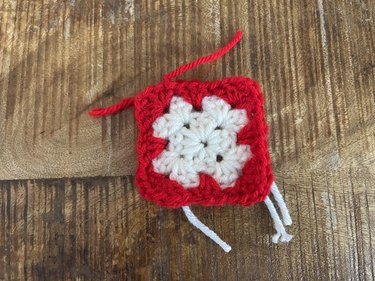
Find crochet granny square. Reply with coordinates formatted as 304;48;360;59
89;31;292;252
134;77;273;208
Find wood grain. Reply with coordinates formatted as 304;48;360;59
0;170;374;280
0;0;373;179
0;0;374;280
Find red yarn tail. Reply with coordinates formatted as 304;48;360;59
88;31;243;117
163;31;243;81
88;96;134;117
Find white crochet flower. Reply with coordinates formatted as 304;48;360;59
152;95;252;188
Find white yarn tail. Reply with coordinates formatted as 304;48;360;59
271;182;292;226
182;206;232;252
264;182;293;243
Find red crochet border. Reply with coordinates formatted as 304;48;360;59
134;77;273;208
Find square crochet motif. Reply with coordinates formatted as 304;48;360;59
134;77;274;208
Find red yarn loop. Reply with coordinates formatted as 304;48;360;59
163;31;243;81
88;31;243;117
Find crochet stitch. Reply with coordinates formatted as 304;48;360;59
89;31;292;251
134;77;272;208
152;95;251;188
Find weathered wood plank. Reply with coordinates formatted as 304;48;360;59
0;0;373;179
0;0;374;280
0;170;374;280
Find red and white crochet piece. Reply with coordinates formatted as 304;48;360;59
88;31;293;252
152;95;251;189
134;77;273;209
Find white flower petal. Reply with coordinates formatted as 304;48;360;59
153;150;179;174
152;95;252;188
222;109;248;132
202;96;231;124
169;96;193;114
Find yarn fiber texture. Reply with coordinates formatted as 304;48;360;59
152;95;251;188
134;77;274;208
87;31;293;249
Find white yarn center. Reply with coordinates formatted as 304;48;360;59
152;95;252;188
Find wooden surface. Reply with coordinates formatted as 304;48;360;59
0;0;374;280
